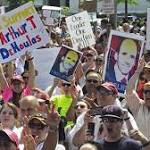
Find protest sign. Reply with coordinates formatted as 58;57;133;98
0;2;49;63
146;8;150;50
50;45;82;82
103;30;144;96
42;5;61;26
102;0;115;14
65;11;95;50
33;47;60;89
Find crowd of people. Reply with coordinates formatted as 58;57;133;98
0;8;150;150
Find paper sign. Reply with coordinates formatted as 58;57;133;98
103;30;145;96
66;11;95;50
102;0;115;14
0;2;49;63
50;45;82;82
42;5;61;26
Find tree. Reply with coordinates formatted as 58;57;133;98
117;0;138;19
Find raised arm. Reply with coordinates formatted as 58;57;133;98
42;106;60;150
25;52;35;88
126;58;145;95
0;63;8;90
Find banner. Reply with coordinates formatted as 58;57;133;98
103;30;145;96
66;11;95;50
0;2;49;63
50;45;82;82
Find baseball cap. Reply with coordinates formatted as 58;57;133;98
11;75;24;83
96;82;118;95
100;105;124;120
144;62;150;69
0;129;19;148
29;113;47;125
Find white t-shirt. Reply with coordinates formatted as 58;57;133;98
36;142;66;150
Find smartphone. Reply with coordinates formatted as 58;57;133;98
87;122;95;136
89;107;103;116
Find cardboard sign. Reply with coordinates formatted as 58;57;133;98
0;2;49;63
66;11;95;50
42;5;61;26
103;30;145;96
50;45;82;82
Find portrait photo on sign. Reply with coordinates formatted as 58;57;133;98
103;30;144;95
50;45;82;82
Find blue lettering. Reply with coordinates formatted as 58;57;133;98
0;48;9;59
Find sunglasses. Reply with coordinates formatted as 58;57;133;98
74;104;86;109
62;83;71;87
86;53;93;57
97;88;114;96
28;122;47;130
87;79;98;84
102;117;122;123
143;89;150;95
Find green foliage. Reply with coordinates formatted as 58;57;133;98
61;6;70;16
117;0;138;5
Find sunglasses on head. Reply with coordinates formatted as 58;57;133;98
28;122;47;130
62;83;71;87
143;89;150;95
74;104;86;109
97;87;114;96
102;117;122;123
87;79;98;84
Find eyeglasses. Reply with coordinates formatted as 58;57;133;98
74;104;86;109
28;122;47;130
143;89;150;95
62;83;71;87
23;76;29;80
87;79;98;84
97;88;114;96
102;117;122;123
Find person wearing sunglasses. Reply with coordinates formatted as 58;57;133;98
98;105;143;150
125;59;150;140
72;82;138;147
82;70;102;104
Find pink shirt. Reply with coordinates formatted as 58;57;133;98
2;85;31;102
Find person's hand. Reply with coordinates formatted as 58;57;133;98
23;134;36;150
84;110;93;125
136;57;145;73
0;63;3;74
25;51;33;61
46;104;61;129
52;78;60;87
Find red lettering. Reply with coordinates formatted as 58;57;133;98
26;16;37;29
0;32;8;45
8;48;14;56
36;35;41;42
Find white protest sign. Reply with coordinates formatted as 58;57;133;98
0;2;49;63
146;8;150;50
33;47;60;89
66;11;95;50
42;5;61;26
102;0;114;14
